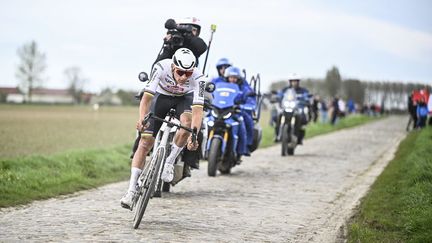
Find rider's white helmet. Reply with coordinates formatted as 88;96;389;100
288;73;301;82
172;48;196;71
176;17;201;36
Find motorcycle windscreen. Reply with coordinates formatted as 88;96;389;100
283;88;297;102
212;82;241;109
282;88;298;110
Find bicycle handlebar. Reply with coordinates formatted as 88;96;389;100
142;113;198;142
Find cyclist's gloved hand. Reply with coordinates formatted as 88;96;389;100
187;135;199;151
136;120;144;131
137;116;150;132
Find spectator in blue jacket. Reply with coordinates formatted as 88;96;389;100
417;97;428;129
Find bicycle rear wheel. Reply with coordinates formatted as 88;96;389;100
133;148;164;229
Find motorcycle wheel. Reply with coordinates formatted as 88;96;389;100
207;138;221;177
281;124;289;156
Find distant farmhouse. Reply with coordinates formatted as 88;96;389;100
31;88;75;104
0;86;123;105
0;87;75;104
0;87;24;103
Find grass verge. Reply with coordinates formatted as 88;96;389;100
259;114;382;148
347;127;432;242
0;145;131;208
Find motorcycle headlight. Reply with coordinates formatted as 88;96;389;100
283;100;296;109
223;112;232;119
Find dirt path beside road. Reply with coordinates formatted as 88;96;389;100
0;116;406;242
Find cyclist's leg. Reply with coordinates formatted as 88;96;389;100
173;93;194;147
131;93;171;170
162;95;193;182
122;94;172;207
178;93;201;168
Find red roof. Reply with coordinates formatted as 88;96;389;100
31;88;70;96
0;87;21;94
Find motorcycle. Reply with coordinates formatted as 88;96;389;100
205;82;243;176
205;80;262;176
278;88;309;156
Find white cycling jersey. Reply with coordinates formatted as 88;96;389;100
144;59;206;106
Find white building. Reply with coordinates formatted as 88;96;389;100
0;87;25;103
29;88;74;104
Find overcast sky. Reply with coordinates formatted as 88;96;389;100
0;0;431;92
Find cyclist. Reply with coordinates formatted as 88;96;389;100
120;48;205;209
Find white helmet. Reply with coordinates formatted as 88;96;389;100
172;48;196;71
288;73;301;82
176;17;201;36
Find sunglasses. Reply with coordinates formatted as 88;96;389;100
175;69;194;78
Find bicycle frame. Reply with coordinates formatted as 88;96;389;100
131;111;197;228
132;117;173;210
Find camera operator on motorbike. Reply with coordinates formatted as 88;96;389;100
275;74;311;145
120;48;205;209
213;66;256;156
154;17;207;66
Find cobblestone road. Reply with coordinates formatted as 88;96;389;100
0;116;406;242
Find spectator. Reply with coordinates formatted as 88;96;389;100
338;98;346;118
320;99;328;123
347;99;355;114
370;104;376;116
407;93;417;131
311;95;320;123
330;96;339;125
416;97;428;129
428;92;432;126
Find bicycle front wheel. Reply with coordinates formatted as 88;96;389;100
133;148;165;229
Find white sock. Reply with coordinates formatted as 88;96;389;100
128;167;142;192
165;143;184;166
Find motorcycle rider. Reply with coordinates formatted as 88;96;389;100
213;66;256;156
211;58;232;83
276;74;311;145
120;48;205;209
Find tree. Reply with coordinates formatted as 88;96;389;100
117;89;139;106
269;80;289;92
343;79;365;104
64;67;87;104
324;66;342;97
15;40;47;102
